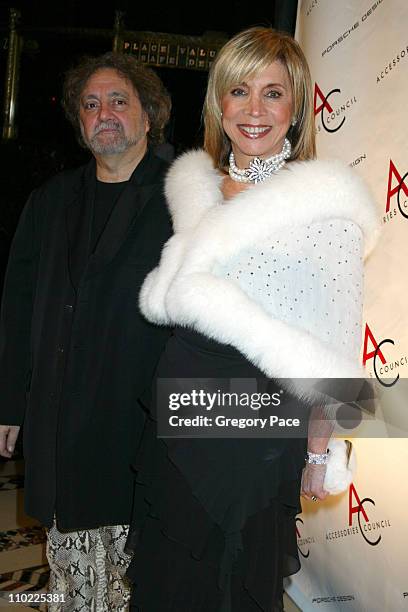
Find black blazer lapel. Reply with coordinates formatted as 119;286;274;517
65;159;96;291
83;151;167;280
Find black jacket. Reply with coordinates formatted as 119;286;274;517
0;149;172;529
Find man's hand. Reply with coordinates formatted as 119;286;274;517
301;463;329;501
0;425;21;458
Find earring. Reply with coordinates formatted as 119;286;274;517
291;117;297;126
221;111;223;118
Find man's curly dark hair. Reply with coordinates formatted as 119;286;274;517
62;52;171;147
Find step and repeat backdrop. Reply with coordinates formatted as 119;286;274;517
289;1;408;611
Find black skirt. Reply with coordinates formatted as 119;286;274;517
126;328;308;611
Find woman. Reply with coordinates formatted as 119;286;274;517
126;27;378;611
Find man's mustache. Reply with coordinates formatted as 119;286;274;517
93;120;122;135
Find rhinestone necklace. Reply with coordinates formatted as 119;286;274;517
228;138;291;184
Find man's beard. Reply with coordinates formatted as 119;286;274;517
83;120;138;155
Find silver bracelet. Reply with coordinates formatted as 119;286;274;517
306;450;329;465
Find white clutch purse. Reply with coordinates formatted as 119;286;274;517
323;439;356;495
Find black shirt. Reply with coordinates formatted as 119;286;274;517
92;180;128;253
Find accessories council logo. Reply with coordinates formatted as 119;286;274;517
362;323;408;387
296;517;315;558
383;159;408;224
326;483;391;546
348;484;391;546
314;83;357;134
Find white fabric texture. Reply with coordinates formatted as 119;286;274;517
139;150;380;398
213;219;363;360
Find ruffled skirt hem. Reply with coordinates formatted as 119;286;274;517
126;417;305;611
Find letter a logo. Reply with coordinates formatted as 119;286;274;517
314;83;333;115
386;159;408;212
362;323;386;366
349;483;369;526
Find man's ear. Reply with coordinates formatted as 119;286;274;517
144;112;150;134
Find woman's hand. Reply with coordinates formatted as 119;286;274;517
301;463;329;501
0;425;20;458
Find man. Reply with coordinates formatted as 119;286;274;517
0;53;172;610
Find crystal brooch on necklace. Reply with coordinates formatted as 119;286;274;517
246;157;275;183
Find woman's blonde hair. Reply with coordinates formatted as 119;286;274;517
203;27;316;169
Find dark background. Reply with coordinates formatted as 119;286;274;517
0;0;297;289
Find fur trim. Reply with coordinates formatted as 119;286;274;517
324;439;356;494
165;150;223;233
140;150;380;385
139;235;187;325
165;150;379;257
165;272;364;380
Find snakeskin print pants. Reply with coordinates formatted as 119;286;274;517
46;519;132;611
